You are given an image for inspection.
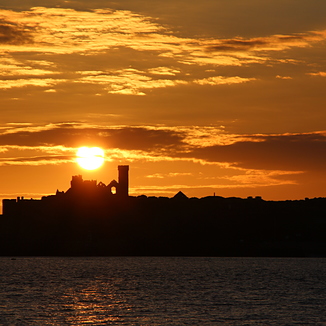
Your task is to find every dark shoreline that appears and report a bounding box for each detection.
[1,195,326,257]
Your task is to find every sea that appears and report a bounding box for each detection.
[0,257,326,325]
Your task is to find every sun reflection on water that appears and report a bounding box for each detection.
[61,282,132,324]
[2,257,326,325]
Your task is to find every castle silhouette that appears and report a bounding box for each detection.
[3,165,130,216]
[66,165,129,197]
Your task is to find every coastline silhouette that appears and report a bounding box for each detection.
[1,165,326,257]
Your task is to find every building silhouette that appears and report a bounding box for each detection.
[2,165,130,216]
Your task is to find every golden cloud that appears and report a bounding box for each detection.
[76,69,187,95]
[205,32,326,53]
[0,78,65,89]
[148,67,181,76]
[222,170,301,186]
[0,7,166,55]
[146,172,192,179]
[1,7,326,94]
[276,75,293,80]
[308,71,326,77]
[0,57,56,76]
[194,76,256,86]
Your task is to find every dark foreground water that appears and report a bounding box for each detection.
[0,257,326,325]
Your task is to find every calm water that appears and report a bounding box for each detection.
[0,257,326,325]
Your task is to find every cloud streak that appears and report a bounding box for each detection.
[205,32,326,53]
[1,123,325,176]
[0,123,185,150]
[186,132,326,172]
[0,122,325,198]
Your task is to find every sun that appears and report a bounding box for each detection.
[76,146,105,170]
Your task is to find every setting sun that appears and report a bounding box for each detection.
[76,147,105,170]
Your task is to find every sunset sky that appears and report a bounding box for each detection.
[1,0,326,211]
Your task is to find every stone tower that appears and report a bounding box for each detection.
[118,165,129,197]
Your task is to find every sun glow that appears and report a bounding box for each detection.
[76,146,105,170]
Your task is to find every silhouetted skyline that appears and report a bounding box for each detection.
[1,165,326,257]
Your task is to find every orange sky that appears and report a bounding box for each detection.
[1,0,326,212]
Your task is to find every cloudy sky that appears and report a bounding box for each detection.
[1,0,326,209]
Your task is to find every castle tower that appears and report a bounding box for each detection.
[118,165,129,197]
[71,175,83,189]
